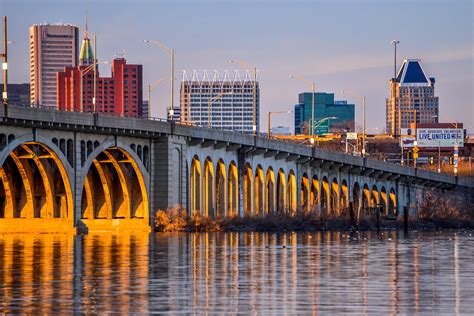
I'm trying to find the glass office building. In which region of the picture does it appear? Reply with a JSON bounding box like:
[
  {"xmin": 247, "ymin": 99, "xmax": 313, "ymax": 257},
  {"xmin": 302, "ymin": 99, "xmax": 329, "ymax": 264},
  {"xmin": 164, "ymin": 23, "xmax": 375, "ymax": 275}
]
[{"xmin": 294, "ymin": 92, "xmax": 354, "ymax": 135}]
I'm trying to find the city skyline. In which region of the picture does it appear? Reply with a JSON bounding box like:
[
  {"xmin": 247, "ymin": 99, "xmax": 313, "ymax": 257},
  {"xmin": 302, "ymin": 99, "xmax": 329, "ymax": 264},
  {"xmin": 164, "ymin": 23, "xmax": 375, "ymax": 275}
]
[{"xmin": 2, "ymin": 0, "xmax": 472, "ymax": 133}]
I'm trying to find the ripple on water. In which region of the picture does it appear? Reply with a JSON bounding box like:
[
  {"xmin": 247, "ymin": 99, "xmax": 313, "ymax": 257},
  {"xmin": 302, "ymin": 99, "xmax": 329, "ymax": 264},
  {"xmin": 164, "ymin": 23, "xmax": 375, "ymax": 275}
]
[{"xmin": 0, "ymin": 230, "xmax": 473, "ymax": 314}]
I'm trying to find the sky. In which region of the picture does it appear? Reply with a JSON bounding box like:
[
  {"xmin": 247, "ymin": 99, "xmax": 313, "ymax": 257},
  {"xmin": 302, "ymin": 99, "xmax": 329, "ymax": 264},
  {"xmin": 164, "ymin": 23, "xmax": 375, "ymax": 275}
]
[{"xmin": 2, "ymin": 0, "xmax": 473, "ymax": 133}]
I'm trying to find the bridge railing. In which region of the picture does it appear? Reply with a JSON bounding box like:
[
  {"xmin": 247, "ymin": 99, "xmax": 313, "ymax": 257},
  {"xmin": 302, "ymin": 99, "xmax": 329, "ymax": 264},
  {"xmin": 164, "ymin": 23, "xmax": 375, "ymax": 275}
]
[{"xmin": 1, "ymin": 104, "xmax": 472, "ymax": 188}]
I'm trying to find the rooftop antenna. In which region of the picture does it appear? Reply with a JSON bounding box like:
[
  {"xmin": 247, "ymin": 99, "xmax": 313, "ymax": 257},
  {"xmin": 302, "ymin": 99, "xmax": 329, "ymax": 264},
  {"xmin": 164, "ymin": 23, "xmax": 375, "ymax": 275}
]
[{"xmin": 84, "ymin": 9, "xmax": 89, "ymax": 38}]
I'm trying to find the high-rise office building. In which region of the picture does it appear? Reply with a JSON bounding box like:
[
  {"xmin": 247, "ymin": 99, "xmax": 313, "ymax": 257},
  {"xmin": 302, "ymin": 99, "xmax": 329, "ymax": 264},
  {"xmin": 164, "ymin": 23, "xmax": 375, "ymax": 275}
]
[
  {"xmin": 180, "ymin": 70, "xmax": 260, "ymax": 133},
  {"xmin": 386, "ymin": 59, "xmax": 439, "ymax": 135},
  {"xmin": 57, "ymin": 58, "xmax": 143, "ymax": 117},
  {"xmin": 294, "ymin": 92, "xmax": 354, "ymax": 135},
  {"xmin": 29, "ymin": 24, "xmax": 79, "ymax": 107}
]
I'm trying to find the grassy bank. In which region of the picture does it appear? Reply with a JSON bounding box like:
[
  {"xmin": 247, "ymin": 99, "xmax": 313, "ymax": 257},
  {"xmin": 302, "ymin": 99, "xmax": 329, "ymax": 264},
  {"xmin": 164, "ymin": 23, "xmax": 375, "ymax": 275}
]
[{"xmin": 154, "ymin": 202, "xmax": 474, "ymax": 233}]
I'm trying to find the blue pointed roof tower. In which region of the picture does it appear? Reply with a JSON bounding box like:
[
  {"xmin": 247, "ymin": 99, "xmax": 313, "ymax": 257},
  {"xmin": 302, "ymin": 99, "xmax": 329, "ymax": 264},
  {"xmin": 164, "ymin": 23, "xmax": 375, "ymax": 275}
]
[
  {"xmin": 396, "ymin": 59, "xmax": 434, "ymax": 86},
  {"xmin": 79, "ymin": 10, "xmax": 94, "ymax": 66}
]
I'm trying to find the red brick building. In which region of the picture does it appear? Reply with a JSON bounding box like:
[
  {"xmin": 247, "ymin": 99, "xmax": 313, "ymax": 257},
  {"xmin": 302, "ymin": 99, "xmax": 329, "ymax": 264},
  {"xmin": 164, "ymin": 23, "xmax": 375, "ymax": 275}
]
[{"xmin": 57, "ymin": 58, "xmax": 143, "ymax": 117}]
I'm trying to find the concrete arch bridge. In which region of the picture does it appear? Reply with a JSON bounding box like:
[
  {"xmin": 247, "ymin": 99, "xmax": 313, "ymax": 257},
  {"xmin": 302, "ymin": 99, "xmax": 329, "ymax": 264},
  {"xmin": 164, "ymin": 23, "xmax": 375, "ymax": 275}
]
[{"xmin": 0, "ymin": 105, "xmax": 471, "ymax": 232}]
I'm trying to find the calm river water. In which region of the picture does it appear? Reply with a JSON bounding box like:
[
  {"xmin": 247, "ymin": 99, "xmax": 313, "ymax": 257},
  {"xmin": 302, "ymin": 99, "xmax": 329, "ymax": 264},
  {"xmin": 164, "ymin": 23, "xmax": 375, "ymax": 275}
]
[{"xmin": 0, "ymin": 231, "xmax": 473, "ymax": 314}]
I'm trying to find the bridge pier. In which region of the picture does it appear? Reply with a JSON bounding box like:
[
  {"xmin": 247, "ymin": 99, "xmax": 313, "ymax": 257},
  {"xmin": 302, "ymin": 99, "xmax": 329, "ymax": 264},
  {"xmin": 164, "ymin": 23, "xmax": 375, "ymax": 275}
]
[{"xmin": 151, "ymin": 135, "xmax": 187, "ymax": 213}]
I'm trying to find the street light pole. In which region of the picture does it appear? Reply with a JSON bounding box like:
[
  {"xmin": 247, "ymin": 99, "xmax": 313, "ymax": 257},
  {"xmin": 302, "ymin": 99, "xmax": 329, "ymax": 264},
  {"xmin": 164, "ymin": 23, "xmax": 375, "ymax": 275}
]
[
  {"xmin": 253, "ymin": 66, "xmax": 257, "ymax": 135},
  {"xmin": 438, "ymin": 140, "xmax": 441, "ymax": 173},
  {"xmin": 414, "ymin": 109, "xmax": 417, "ymax": 168},
  {"xmin": 340, "ymin": 90, "xmax": 366, "ymax": 156},
  {"xmin": 435, "ymin": 115, "xmax": 462, "ymax": 176},
  {"xmin": 81, "ymin": 59, "xmax": 108, "ymax": 113},
  {"xmin": 362, "ymin": 96, "xmax": 366, "ymax": 156},
  {"xmin": 148, "ymin": 77, "xmax": 170, "ymax": 119},
  {"xmin": 2, "ymin": 16, "xmax": 8, "ymax": 115},
  {"xmin": 143, "ymin": 40, "xmax": 175, "ymax": 119},
  {"xmin": 208, "ymin": 92, "xmax": 233, "ymax": 128},
  {"xmin": 93, "ymin": 34, "xmax": 97, "ymax": 112},
  {"xmin": 289, "ymin": 75, "xmax": 315, "ymax": 141},
  {"xmin": 454, "ymin": 121, "xmax": 458, "ymax": 175},
  {"xmin": 311, "ymin": 82, "xmax": 315, "ymax": 139},
  {"xmin": 228, "ymin": 60, "xmax": 258, "ymax": 135},
  {"xmin": 391, "ymin": 39, "xmax": 400, "ymax": 136},
  {"xmin": 171, "ymin": 48, "xmax": 174, "ymax": 119}
]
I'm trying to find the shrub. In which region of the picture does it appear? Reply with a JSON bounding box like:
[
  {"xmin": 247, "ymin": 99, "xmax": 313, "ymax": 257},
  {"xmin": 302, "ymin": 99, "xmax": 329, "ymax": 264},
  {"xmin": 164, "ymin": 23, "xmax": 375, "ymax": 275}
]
[{"xmin": 154, "ymin": 205, "xmax": 187, "ymax": 232}]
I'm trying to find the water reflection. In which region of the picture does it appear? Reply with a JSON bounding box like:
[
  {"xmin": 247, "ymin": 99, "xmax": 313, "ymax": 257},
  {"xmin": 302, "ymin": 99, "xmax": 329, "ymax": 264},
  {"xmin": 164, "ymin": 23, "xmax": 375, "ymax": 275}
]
[{"xmin": 0, "ymin": 231, "xmax": 473, "ymax": 314}]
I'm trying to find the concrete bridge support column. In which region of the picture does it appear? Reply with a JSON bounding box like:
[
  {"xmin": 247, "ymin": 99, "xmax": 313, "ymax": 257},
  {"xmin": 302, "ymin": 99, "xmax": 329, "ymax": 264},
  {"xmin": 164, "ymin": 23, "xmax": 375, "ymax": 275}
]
[
  {"xmin": 237, "ymin": 153, "xmax": 245, "ymax": 217},
  {"xmin": 396, "ymin": 181, "xmax": 405, "ymax": 218},
  {"xmin": 296, "ymin": 164, "xmax": 302, "ymax": 214},
  {"xmin": 150, "ymin": 136, "xmax": 187, "ymax": 214}
]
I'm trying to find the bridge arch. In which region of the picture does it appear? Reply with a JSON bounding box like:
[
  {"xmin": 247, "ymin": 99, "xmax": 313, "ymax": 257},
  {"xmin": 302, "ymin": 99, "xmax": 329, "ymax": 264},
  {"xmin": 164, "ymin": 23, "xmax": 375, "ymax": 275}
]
[
  {"xmin": 362, "ymin": 184, "xmax": 371, "ymax": 215},
  {"xmin": 265, "ymin": 167, "xmax": 275, "ymax": 216},
  {"xmin": 300, "ymin": 173, "xmax": 310, "ymax": 213},
  {"xmin": 243, "ymin": 163, "xmax": 253, "ymax": 216},
  {"xmin": 371, "ymin": 185, "xmax": 379, "ymax": 209},
  {"xmin": 321, "ymin": 176, "xmax": 329, "ymax": 214},
  {"xmin": 276, "ymin": 168, "xmax": 286, "ymax": 214},
  {"xmin": 311, "ymin": 175, "xmax": 319, "ymax": 211},
  {"xmin": 353, "ymin": 182, "xmax": 361, "ymax": 215},
  {"xmin": 380, "ymin": 186, "xmax": 388, "ymax": 215},
  {"xmin": 227, "ymin": 161, "xmax": 238, "ymax": 217},
  {"xmin": 215, "ymin": 159, "xmax": 226, "ymax": 217},
  {"xmin": 389, "ymin": 188, "xmax": 397, "ymax": 216},
  {"xmin": 255, "ymin": 164, "xmax": 264, "ymax": 216},
  {"xmin": 331, "ymin": 178, "xmax": 339, "ymax": 214},
  {"xmin": 79, "ymin": 140, "xmax": 149, "ymax": 222},
  {"xmin": 204, "ymin": 157, "xmax": 214, "ymax": 217},
  {"xmin": 0, "ymin": 135, "xmax": 74, "ymax": 221},
  {"xmin": 287, "ymin": 170, "xmax": 297, "ymax": 214},
  {"xmin": 341, "ymin": 179, "xmax": 349, "ymax": 213},
  {"xmin": 190, "ymin": 155, "xmax": 202, "ymax": 214}
]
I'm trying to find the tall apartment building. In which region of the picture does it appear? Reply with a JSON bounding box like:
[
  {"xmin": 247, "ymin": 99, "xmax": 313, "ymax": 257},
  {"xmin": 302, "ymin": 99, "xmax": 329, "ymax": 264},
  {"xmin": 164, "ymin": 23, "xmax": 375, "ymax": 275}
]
[
  {"xmin": 386, "ymin": 59, "xmax": 439, "ymax": 135},
  {"xmin": 294, "ymin": 92, "xmax": 355, "ymax": 135},
  {"xmin": 57, "ymin": 58, "xmax": 143, "ymax": 117},
  {"xmin": 180, "ymin": 70, "xmax": 260, "ymax": 133},
  {"xmin": 29, "ymin": 24, "xmax": 79, "ymax": 107}
]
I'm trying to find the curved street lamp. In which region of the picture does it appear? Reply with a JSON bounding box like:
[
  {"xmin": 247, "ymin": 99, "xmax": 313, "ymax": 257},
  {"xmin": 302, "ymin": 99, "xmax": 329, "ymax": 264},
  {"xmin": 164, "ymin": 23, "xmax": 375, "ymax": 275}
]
[
  {"xmin": 433, "ymin": 114, "xmax": 461, "ymax": 175},
  {"xmin": 148, "ymin": 77, "xmax": 171, "ymax": 119},
  {"xmin": 340, "ymin": 90, "xmax": 366, "ymax": 156},
  {"xmin": 310, "ymin": 116, "xmax": 337, "ymax": 145},
  {"xmin": 1, "ymin": 16, "xmax": 14, "ymax": 109},
  {"xmin": 81, "ymin": 60, "xmax": 109, "ymax": 112},
  {"xmin": 227, "ymin": 59, "xmax": 258, "ymax": 135},
  {"xmin": 288, "ymin": 75, "xmax": 316, "ymax": 141},
  {"xmin": 208, "ymin": 92, "xmax": 233, "ymax": 128},
  {"xmin": 143, "ymin": 39, "xmax": 175, "ymax": 120}
]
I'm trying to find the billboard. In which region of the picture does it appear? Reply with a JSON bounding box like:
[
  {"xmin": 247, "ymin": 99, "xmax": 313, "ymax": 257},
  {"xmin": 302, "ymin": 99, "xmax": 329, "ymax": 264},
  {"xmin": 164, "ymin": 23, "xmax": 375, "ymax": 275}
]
[
  {"xmin": 346, "ymin": 132, "xmax": 358, "ymax": 140},
  {"xmin": 401, "ymin": 128, "xmax": 464, "ymax": 149}
]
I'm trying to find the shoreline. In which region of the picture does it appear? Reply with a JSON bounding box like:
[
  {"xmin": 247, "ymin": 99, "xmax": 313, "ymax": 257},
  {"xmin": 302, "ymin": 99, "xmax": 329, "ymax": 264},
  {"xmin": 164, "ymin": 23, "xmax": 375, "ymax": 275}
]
[{"xmin": 153, "ymin": 209, "xmax": 474, "ymax": 233}]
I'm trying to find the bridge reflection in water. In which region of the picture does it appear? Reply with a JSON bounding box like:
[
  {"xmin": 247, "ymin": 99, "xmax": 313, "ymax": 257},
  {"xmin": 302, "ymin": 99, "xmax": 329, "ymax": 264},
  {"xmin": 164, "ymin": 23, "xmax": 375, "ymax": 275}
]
[{"xmin": 0, "ymin": 232, "xmax": 472, "ymax": 313}]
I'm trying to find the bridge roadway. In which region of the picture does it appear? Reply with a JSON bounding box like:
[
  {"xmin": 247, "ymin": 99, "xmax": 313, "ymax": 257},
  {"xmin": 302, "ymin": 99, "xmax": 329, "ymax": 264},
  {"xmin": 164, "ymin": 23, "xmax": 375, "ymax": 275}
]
[{"xmin": 0, "ymin": 105, "xmax": 472, "ymax": 232}]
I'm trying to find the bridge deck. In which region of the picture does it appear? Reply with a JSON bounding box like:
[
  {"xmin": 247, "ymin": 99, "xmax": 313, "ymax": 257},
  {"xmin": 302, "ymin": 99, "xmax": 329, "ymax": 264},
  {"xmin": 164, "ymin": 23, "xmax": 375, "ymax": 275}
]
[{"xmin": 1, "ymin": 105, "xmax": 472, "ymax": 189}]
